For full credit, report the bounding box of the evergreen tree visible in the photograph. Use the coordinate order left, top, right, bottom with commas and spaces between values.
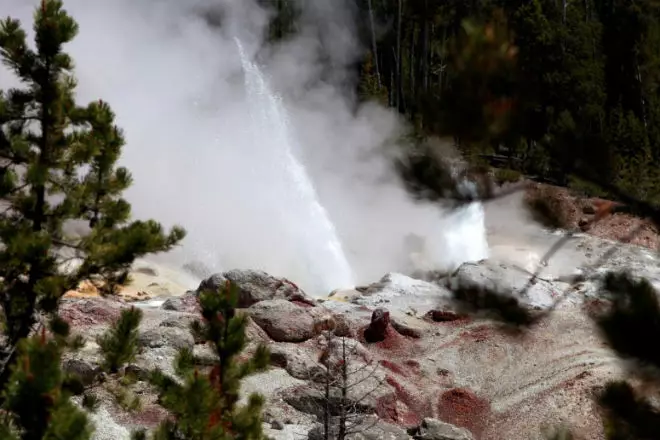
0, 0, 184, 389
96, 307, 143, 374
0, 325, 93, 440
147, 280, 270, 440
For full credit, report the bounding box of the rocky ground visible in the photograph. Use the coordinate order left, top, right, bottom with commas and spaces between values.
523, 181, 660, 250
58, 226, 660, 439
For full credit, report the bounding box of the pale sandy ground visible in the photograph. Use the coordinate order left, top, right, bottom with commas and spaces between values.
63, 258, 199, 301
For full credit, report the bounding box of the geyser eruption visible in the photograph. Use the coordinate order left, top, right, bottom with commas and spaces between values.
0, 0, 491, 295
234, 38, 354, 293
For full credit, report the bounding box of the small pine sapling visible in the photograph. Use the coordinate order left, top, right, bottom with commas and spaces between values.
96, 307, 143, 373
147, 280, 270, 440
1, 326, 93, 439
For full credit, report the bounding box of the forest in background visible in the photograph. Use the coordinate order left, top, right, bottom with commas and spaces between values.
263, 0, 660, 207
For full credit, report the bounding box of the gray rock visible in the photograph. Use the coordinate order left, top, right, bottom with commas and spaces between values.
124, 364, 149, 381
139, 327, 194, 351
355, 273, 454, 317
270, 420, 284, 430
197, 273, 228, 294
63, 358, 101, 386
247, 300, 316, 342
198, 270, 316, 308
308, 416, 411, 440
414, 418, 474, 440
282, 361, 391, 418
268, 344, 325, 381
159, 315, 194, 330
448, 260, 557, 310
161, 292, 199, 313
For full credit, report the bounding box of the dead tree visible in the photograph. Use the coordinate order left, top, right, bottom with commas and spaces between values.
308, 318, 386, 440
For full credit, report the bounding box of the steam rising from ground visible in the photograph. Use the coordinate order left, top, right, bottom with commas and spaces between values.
1, 0, 489, 294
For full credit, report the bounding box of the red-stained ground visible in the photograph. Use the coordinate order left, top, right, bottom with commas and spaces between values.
437, 388, 492, 438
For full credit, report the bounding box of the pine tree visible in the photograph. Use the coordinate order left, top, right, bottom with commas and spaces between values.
0, 0, 185, 390
1, 324, 93, 440
96, 307, 143, 374
147, 280, 270, 440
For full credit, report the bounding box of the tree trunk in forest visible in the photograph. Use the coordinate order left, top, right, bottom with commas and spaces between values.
422, 0, 430, 93
396, 0, 404, 113
367, 0, 381, 87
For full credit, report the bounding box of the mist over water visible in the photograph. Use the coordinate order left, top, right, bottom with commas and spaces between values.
1, 0, 490, 295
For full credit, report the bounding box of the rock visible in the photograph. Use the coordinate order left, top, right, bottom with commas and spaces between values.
448, 260, 557, 310
159, 315, 194, 330
356, 273, 454, 317
124, 364, 149, 381
364, 308, 390, 343
414, 418, 474, 440
139, 327, 194, 351
198, 270, 316, 308
323, 336, 372, 366
161, 292, 199, 313
192, 344, 218, 366
390, 317, 423, 338
281, 386, 333, 417
197, 273, 228, 293
332, 313, 353, 337
60, 298, 122, 328
63, 358, 101, 386
424, 310, 465, 323
247, 300, 316, 342
308, 416, 411, 440
268, 344, 325, 381
270, 420, 285, 430
282, 355, 390, 417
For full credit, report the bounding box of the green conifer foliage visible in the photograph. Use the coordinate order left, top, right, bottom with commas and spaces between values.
148, 281, 270, 440
1, 329, 93, 440
0, 0, 184, 366
96, 307, 143, 373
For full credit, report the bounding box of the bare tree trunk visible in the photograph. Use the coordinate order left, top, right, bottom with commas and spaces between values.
391, 47, 397, 107
396, 0, 404, 113
422, 0, 430, 93
324, 362, 331, 440
409, 22, 416, 120
338, 338, 348, 439
367, 0, 381, 87
635, 57, 647, 128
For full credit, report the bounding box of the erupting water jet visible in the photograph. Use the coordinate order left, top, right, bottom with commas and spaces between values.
234, 38, 355, 294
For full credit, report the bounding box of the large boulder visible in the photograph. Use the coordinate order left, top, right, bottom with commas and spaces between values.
197, 270, 316, 308
356, 273, 454, 317
269, 344, 326, 381
160, 291, 199, 314
413, 418, 474, 440
282, 353, 391, 417
247, 300, 316, 342
307, 416, 411, 440
447, 260, 558, 310
139, 327, 194, 351
63, 358, 101, 386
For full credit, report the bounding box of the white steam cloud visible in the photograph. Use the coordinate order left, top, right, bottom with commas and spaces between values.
0, 0, 489, 295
